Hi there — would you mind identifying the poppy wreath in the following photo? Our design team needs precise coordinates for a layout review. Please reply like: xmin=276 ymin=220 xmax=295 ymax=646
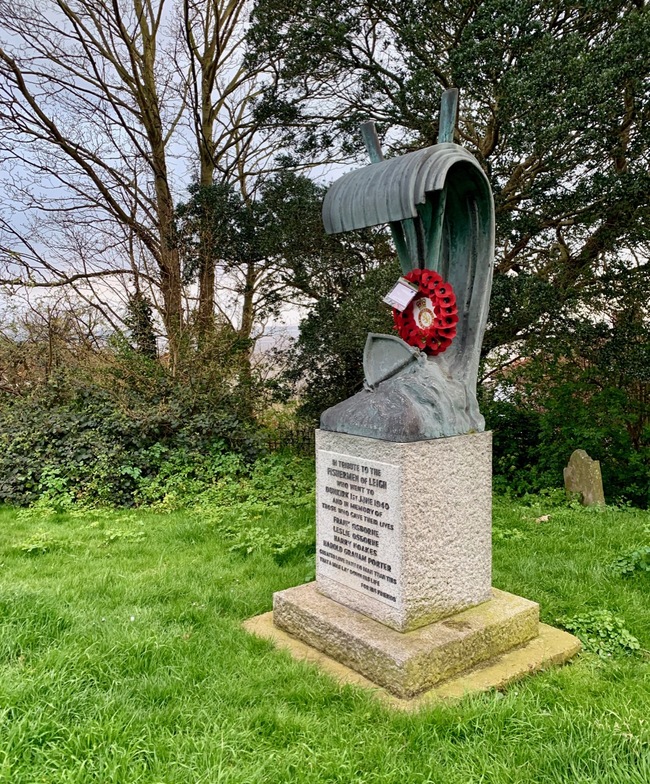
xmin=392 ymin=268 xmax=459 ymax=356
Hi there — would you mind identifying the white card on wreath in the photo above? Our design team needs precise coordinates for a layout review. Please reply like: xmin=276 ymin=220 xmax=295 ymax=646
xmin=383 ymin=277 xmax=419 ymax=311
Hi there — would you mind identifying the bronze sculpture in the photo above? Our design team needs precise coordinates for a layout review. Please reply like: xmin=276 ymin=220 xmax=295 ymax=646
xmin=320 ymin=89 xmax=495 ymax=442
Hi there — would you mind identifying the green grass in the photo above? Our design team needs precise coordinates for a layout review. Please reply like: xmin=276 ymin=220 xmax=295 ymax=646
xmin=0 ymin=492 xmax=649 ymax=783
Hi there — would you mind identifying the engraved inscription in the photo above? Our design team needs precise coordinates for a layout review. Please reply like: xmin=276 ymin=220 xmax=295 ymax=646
xmin=316 ymin=450 xmax=401 ymax=608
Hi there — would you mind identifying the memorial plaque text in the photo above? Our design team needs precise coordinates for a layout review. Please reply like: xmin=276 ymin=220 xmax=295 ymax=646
xmin=316 ymin=450 xmax=401 ymax=608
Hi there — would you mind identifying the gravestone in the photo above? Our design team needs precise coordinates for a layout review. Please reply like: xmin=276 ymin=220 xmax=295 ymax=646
xmin=564 ymin=449 xmax=606 ymax=506
xmin=245 ymin=90 xmax=581 ymax=703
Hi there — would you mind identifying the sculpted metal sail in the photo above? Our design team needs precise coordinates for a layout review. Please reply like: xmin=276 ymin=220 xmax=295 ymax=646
xmin=319 ymin=89 xmax=495 ymax=442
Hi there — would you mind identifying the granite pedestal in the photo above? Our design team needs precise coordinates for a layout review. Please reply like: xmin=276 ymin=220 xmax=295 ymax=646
xmin=245 ymin=429 xmax=581 ymax=704
xmin=315 ymin=429 xmax=492 ymax=632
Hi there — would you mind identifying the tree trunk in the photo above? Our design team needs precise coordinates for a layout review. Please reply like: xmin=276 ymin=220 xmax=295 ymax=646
xmin=239 ymin=261 xmax=257 ymax=343
xmin=197 ymin=147 xmax=216 ymax=337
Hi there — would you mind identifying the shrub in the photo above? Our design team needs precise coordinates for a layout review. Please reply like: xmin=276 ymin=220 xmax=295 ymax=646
xmin=0 ymin=345 xmax=265 ymax=507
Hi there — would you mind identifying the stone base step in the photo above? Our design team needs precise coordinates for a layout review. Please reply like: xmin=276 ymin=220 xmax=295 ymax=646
xmin=245 ymin=582 xmax=578 ymax=700
xmin=244 ymin=603 xmax=581 ymax=710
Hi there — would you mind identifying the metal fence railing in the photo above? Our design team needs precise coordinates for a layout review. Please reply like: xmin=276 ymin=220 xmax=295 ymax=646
xmin=265 ymin=427 xmax=315 ymax=456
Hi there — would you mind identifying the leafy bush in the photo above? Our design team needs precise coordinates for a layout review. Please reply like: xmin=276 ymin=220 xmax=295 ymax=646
xmin=0 ymin=344 xmax=265 ymax=507
xmin=481 ymin=294 xmax=649 ymax=508
xmin=16 ymin=532 xmax=68 ymax=556
xmin=610 ymin=546 xmax=650 ymax=576
xmin=224 ymin=524 xmax=314 ymax=562
xmin=493 ymin=527 xmax=527 ymax=542
xmin=481 ymin=361 xmax=649 ymax=508
xmin=137 ymin=451 xmax=314 ymax=511
xmin=134 ymin=447 xmax=248 ymax=508
xmin=481 ymin=398 xmax=547 ymax=496
xmin=482 ymin=389 xmax=649 ymax=508
xmin=557 ymin=610 xmax=640 ymax=657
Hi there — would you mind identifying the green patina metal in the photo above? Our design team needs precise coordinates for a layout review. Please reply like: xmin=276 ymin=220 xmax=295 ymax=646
xmin=320 ymin=89 xmax=496 ymax=442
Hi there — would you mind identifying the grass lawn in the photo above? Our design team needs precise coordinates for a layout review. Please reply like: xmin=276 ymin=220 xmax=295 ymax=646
xmin=0 ymin=483 xmax=649 ymax=783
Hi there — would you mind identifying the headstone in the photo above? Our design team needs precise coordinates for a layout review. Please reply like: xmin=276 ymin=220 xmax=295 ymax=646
xmin=564 ymin=449 xmax=606 ymax=506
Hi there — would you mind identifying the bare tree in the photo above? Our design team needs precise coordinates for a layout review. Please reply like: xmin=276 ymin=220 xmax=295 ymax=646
xmin=0 ymin=0 xmax=282 ymax=369
xmin=180 ymin=0 xmax=288 ymax=335
xmin=0 ymin=288 xmax=109 ymax=392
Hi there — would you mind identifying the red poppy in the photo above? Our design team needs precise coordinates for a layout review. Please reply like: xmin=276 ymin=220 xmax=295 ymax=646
xmin=392 ymin=268 xmax=458 ymax=356
xmin=439 ymin=292 xmax=456 ymax=307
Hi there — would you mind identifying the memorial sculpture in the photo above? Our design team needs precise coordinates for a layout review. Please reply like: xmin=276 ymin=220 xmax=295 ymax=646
xmin=245 ymin=90 xmax=580 ymax=704
xmin=321 ymin=89 xmax=494 ymax=442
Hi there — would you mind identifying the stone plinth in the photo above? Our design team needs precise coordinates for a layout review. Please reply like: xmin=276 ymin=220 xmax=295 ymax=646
xmin=315 ymin=429 xmax=492 ymax=632
xmin=273 ymin=583 xmax=539 ymax=698
xmin=243 ymin=428 xmax=581 ymax=705
xmin=244 ymin=608 xmax=582 ymax=709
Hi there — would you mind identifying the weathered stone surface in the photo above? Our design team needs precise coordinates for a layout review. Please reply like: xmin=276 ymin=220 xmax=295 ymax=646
xmin=564 ymin=449 xmax=606 ymax=506
xmin=243 ymin=611 xmax=581 ymax=710
xmin=316 ymin=429 xmax=492 ymax=631
xmin=272 ymin=582 xmax=539 ymax=698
